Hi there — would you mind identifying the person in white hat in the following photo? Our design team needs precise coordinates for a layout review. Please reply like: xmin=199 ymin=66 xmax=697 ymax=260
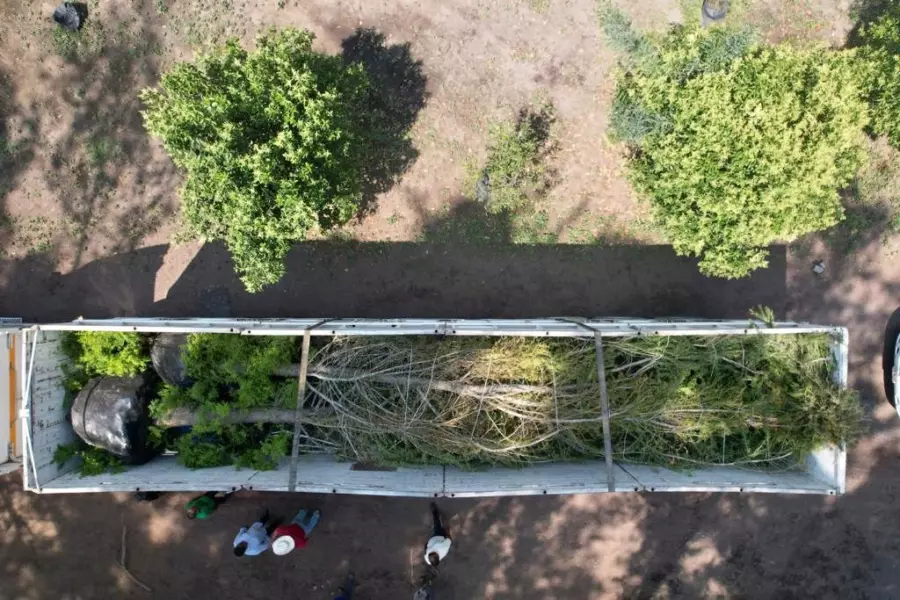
xmin=424 ymin=502 xmax=451 ymax=567
xmin=271 ymin=508 xmax=321 ymax=556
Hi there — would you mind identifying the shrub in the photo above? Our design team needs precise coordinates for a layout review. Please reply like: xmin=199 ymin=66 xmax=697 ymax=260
xmin=53 ymin=441 xmax=124 ymax=477
xmin=855 ymin=5 xmax=900 ymax=147
xmin=179 ymin=334 xmax=297 ymax=410
xmin=142 ymin=28 xmax=370 ymax=291
xmin=150 ymin=334 xmax=298 ymax=470
xmin=62 ymin=331 xmax=149 ymax=378
xmin=601 ymin=10 xmax=868 ymax=278
xmin=472 ymin=105 xmax=556 ymax=215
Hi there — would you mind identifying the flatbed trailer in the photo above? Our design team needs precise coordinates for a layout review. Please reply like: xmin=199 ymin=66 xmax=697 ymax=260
xmin=13 ymin=317 xmax=848 ymax=496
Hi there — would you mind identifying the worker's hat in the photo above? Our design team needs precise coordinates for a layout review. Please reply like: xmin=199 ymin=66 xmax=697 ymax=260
xmin=271 ymin=535 xmax=296 ymax=556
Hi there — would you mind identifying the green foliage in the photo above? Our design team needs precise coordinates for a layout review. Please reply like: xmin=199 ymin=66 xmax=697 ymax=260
xmin=606 ymin=18 xmax=758 ymax=145
xmin=597 ymin=1 xmax=657 ymax=67
xmin=59 ymin=331 xmax=149 ymax=405
xmin=174 ymin=421 xmax=291 ymax=470
xmin=73 ymin=332 xmax=149 ymax=377
xmin=180 ymin=334 xmax=297 ymax=410
xmin=53 ymin=441 xmax=123 ymax=477
xmin=601 ymin=10 xmax=869 ymax=278
xmin=855 ymin=5 xmax=900 ymax=147
xmin=141 ymin=28 xmax=371 ymax=292
xmin=473 ymin=105 xmax=556 ymax=215
xmin=175 ymin=434 xmax=231 ymax=468
xmin=749 ymin=305 xmax=776 ymax=327
xmin=152 ymin=334 xmax=298 ymax=470
xmin=235 ymin=430 xmax=291 ymax=470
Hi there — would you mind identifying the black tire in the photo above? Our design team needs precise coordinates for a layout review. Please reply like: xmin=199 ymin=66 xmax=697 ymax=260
xmin=882 ymin=308 xmax=900 ymax=408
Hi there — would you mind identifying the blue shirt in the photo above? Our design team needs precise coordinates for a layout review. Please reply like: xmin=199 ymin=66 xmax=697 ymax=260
xmin=233 ymin=522 xmax=270 ymax=556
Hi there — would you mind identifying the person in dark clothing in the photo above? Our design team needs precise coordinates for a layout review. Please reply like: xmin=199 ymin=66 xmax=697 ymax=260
xmin=133 ymin=491 xmax=162 ymax=502
xmin=333 ymin=572 xmax=356 ymax=600
xmin=413 ymin=566 xmax=437 ymax=600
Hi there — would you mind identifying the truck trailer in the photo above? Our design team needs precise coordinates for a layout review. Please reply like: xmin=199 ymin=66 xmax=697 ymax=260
xmin=9 ymin=317 xmax=848 ymax=497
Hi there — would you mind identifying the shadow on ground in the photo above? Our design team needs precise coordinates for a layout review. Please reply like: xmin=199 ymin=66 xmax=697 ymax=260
xmin=0 ymin=235 xmax=787 ymax=323
xmin=4 ymin=214 xmax=900 ymax=597
xmin=44 ymin=0 xmax=177 ymax=266
xmin=341 ymin=27 xmax=427 ymax=219
xmin=5 ymin=8 xmax=900 ymax=598
xmin=0 ymin=66 xmax=38 ymax=210
xmin=847 ymin=0 xmax=897 ymax=48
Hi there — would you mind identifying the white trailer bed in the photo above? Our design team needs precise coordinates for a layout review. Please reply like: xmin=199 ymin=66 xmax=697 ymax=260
xmin=17 ymin=318 xmax=848 ymax=496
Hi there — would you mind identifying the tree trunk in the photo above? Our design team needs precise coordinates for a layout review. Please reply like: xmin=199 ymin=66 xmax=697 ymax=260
xmin=275 ymin=364 xmax=582 ymax=397
xmin=159 ymin=407 xmax=306 ymax=428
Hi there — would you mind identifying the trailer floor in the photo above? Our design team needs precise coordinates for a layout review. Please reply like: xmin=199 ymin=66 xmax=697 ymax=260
xmin=0 ymin=233 xmax=899 ymax=599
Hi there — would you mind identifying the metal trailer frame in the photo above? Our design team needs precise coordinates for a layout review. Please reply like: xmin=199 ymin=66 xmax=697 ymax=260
xmin=20 ymin=318 xmax=848 ymax=497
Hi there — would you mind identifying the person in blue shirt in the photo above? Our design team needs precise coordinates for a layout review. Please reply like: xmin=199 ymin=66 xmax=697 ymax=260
xmin=233 ymin=509 xmax=275 ymax=557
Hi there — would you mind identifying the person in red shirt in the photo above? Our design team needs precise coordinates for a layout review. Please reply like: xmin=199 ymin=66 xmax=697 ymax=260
xmin=271 ymin=508 xmax=321 ymax=555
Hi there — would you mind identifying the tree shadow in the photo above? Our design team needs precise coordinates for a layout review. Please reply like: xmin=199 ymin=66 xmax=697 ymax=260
xmin=417 ymin=197 xmax=517 ymax=245
xmin=0 ymin=66 xmax=38 ymax=221
xmin=39 ymin=0 xmax=177 ymax=267
xmin=341 ymin=27 xmax=427 ymax=219
xmin=847 ymin=0 xmax=897 ymax=49
xmin=824 ymin=195 xmax=894 ymax=256
xmin=0 ymin=202 xmax=787 ymax=323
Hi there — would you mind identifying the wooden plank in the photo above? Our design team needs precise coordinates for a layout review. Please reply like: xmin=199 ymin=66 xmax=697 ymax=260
xmin=594 ymin=332 xmax=615 ymax=493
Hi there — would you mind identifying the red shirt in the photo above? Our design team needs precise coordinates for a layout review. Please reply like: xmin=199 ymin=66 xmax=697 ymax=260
xmin=272 ymin=523 xmax=308 ymax=549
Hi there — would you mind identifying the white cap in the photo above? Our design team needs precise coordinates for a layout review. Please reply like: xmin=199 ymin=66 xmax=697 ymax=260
xmin=272 ymin=535 xmax=296 ymax=556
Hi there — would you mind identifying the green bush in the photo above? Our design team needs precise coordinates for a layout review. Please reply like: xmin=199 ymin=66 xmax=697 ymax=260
xmin=234 ymin=430 xmax=291 ymax=470
xmin=601 ymin=11 xmax=868 ymax=278
xmin=473 ymin=105 xmax=555 ymax=215
xmin=855 ymin=5 xmax=900 ymax=147
xmin=150 ymin=334 xmax=298 ymax=470
xmin=53 ymin=441 xmax=123 ymax=477
xmin=179 ymin=334 xmax=297 ymax=410
xmin=142 ymin=28 xmax=370 ymax=292
xmin=61 ymin=331 xmax=149 ymax=379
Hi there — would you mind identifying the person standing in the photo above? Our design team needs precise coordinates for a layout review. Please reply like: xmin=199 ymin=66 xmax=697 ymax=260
xmin=424 ymin=502 xmax=451 ymax=567
xmin=185 ymin=491 xmax=231 ymax=520
xmin=233 ymin=509 xmax=274 ymax=557
xmin=333 ymin=572 xmax=356 ymax=600
xmin=413 ymin=566 xmax=437 ymax=600
xmin=270 ymin=508 xmax=321 ymax=556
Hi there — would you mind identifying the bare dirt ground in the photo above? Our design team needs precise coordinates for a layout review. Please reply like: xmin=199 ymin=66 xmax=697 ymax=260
xmin=4 ymin=0 xmax=900 ymax=598
xmin=2 ymin=233 xmax=900 ymax=599
xmin=0 ymin=0 xmax=671 ymax=273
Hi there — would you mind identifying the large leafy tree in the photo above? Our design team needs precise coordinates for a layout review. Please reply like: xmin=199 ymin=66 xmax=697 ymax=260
xmin=601 ymin=8 xmax=869 ymax=278
xmin=142 ymin=28 xmax=369 ymax=291
xmin=854 ymin=3 xmax=900 ymax=148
